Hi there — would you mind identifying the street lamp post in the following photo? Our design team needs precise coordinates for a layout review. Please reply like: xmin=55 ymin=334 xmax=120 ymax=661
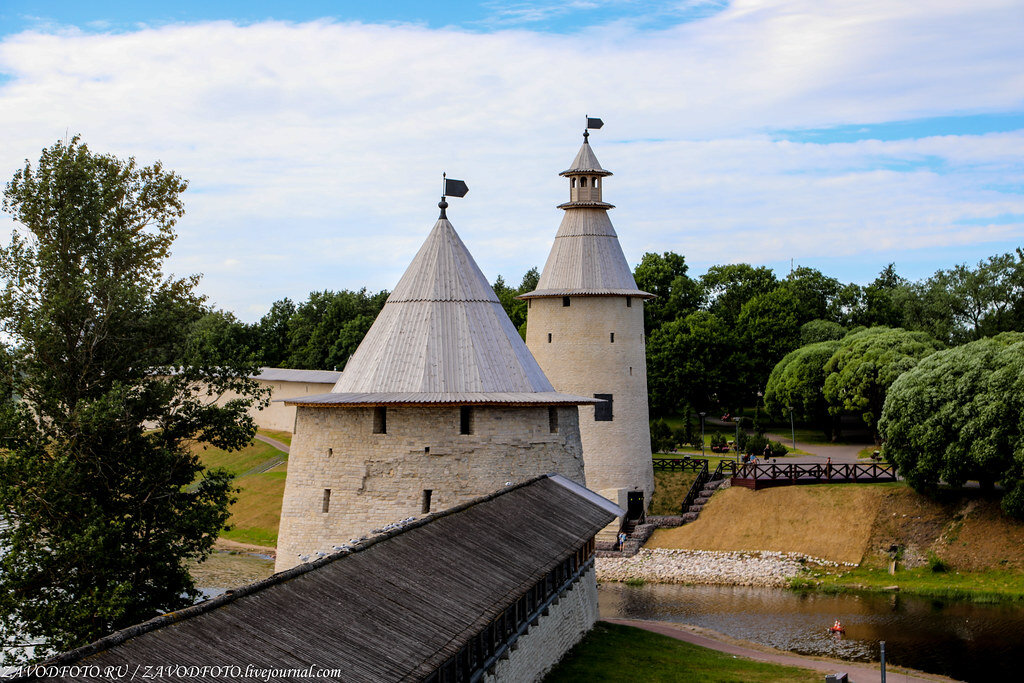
xmin=787 ymin=405 xmax=796 ymax=450
xmin=699 ymin=412 xmax=706 ymax=457
xmin=734 ymin=417 xmax=741 ymax=463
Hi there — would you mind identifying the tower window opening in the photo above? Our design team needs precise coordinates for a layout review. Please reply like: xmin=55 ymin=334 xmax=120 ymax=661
xmin=594 ymin=394 xmax=613 ymax=421
xmin=425 ymin=446 xmax=430 ymax=454
xmin=422 ymin=489 xmax=433 ymax=514
xmin=580 ymin=177 xmax=587 ymax=187
xmin=610 ymin=332 xmax=615 ymax=343
xmin=571 ymin=178 xmax=576 ymax=187
xmin=327 ymin=447 xmax=333 ymax=457
xmin=594 ymin=177 xmax=599 ymax=188
xmin=626 ymin=296 xmax=632 ymax=307
xmin=630 ymin=366 xmax=633 ymax=376
xmin=321 ymin=489 xmax=331 ymax=513
xmin=460 ymin=406 xmax=474 ymax=434
xmin=548 ymin=406 xmax=559 ymax=434
xmin=372 ymin=406 xmax=387 ymax=434
xmin=562 ymin=296 xmax=570 ymax=307
xmin=547 ymin=333 xmax=552 ymax=343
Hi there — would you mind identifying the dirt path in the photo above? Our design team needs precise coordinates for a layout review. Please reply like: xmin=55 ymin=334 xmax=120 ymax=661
xmin=604 ymin=619 xmax=958 ymax=683
xmin=254 ymin=433 xmax=290 ymax=454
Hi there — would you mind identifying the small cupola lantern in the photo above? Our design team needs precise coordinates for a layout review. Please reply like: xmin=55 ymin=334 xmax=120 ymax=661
xmin=560 ymin=118 xmax=614 ymax=207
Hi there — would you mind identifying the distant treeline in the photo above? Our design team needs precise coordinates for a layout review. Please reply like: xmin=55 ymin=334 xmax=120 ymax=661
xmin=173 ymin=249 xmax=1023 ymax=415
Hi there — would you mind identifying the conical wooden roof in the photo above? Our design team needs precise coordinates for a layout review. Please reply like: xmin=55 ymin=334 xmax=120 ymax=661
xmin=288 ymin=216 xmax=596 ymax=406
xmin=521 ymin=142 xmax=652 ymax=300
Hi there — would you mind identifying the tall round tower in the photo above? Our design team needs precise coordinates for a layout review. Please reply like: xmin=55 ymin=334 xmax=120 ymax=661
xmin=275 ymin=199 xmax=596 ymax=572
xmin=520 ymin=128 xmax=655 ymax=521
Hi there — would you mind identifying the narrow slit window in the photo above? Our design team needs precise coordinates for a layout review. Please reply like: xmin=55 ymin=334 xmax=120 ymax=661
xmin=460 ymin=406 xmax=474 ymax=435
xmin=321 ymin=489 xmax=331 ymax=513
xmin=594 ymin=177 xmax=599 ymax=188
xmin=548 ymin=407 xmax=559 ymax=434
xmin=327 ymin=447 xmax=333 ymax=457
xmin=373 ymin=406 xmax=387 ymax=434
xmin=422 ymin=489 xmax=433 ymax=514
xmin=626 ymin=296 xmax=632 ymax=307
xmin=594 ymin=394 xmax=613 ymax=421
xmin=562 ymin=296 xmax=570 ymax=307
xmin=610 ymin=332 xmax=615 ymax=343
xmin=547 ymin=333 xmax=552 ymax=343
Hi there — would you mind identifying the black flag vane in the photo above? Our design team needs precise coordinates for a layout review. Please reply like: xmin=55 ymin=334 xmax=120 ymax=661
xmin=584 ymin=115 xmax=603 ymax=142
xmin=439 ymin=172 xmax=468 ymax=219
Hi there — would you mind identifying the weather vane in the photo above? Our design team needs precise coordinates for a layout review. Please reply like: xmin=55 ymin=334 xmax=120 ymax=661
xmin=584 ymin=115 xmax=603 ymax=142
xmin=438 ymin=172 xmax=468 ymax=219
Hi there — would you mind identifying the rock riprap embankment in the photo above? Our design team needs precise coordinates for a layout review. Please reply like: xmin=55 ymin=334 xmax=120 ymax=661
xmin=596 ymin=548 xmax=815 ymax=587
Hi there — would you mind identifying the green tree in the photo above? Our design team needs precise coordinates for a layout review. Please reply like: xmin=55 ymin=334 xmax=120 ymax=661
xmin=823 ymin=327 xmax=943 ymax=442
xmin=700 ymin=263 xmax=777 ymax=323
xmin=256 ymin=298 xmax=296 ymax=366
xmin=0 ymin=138 xmax=265 ymax=660
xmin=926 ymin=251 xmax=1024 ymax=342
xmin=736 ymin=287 xmax=802 ymax=394
xmin=646 ymin=311 xmax=740 ymax=416
xmin=780 ymin=266 xmax=842 ymax=326
xmin=763 ymin=340 xmax=842 ymax=440
xmin=284 ymin=289 xmax=388 ymax=369
xmin=879 ymin=333 xmax=1024 ymax=514
xmin=633 ymin=251 xmax=701 ymax=333
xmin=799 ymin=319 xmax=846 ymax=345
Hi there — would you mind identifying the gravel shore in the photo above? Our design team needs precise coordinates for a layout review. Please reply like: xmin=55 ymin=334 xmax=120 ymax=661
xmin=596 ymin=548 xmax=850 ymax=587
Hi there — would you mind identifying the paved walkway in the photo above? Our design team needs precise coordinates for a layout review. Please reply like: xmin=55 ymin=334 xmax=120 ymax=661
xmin=605 ymin=618 xmax=958 ymax=682
xmin=254 ymin=433 xmax=290 ymax=454
xmin=763 ymin=432 xmax=870 ymax=463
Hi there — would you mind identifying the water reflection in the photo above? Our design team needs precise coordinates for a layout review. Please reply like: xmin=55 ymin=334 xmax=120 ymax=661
xmin=191 ymin=550 xmax=275 ymax=600
xmin=599 ymin=583 xmax=1024 ymax=682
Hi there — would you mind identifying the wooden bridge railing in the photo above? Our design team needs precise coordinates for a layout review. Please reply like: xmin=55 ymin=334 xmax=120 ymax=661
xmin=652 ymin=457 xmax=707 ymax=473
xmin=732 ymin=462 xmax=897 ymax=489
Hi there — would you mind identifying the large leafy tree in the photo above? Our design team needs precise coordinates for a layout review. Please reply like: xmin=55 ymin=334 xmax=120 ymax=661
xmin=633 ymin=251 xmax=701 ymax=334
xmin=764 ymin=340 xmax=842 ymax=441
xmin=282 ymin=288 xmax=388 ymax=370
xmin=700 ymin=263 xmax=778 ymax=323
xmin=823 ymin=326 xmax=943 ymax=442
xmin=735 ymin=287 xmax=802 ymax=393
xmin=880 ymin=333 xmax=1024 ymax=514
xmin=780 ymin=266 xmax=843 ymax=326
xmin=0 ymin=138 xmax=265 ymax=660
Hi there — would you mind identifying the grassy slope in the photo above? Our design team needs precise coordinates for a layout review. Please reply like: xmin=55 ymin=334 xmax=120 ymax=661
xmin=195 ymin=432 xmax=289 ymax=548
xmin=649 ymin=480 xmax=1024 ymax=599
xmin=545 ymin=622 xmax=820 ymax=683
xmin=648 ymin=484 xmax=883 ymax=564
xmin=651 ymin=470 xmax=699 ymax=515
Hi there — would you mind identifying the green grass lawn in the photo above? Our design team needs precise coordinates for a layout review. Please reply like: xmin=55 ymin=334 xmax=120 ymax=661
xmin=545 ymin=622 xmax=821 ymax=682
xmin=259 ymin=428 xmax=292 ymax=447
xmin=798 ymin=565 xmax=1024 ymax=603
xmin=195 ymin=436 xmax=290 ymax=548
xmin=651 ymin=470 xmax=700 ymax=515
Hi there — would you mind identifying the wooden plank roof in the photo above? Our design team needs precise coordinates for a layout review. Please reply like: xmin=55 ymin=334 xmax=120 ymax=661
xmin=559 ymin=139 xmax=611 ymax=177
xmin=325 ymin=217 xmax=589 ymax=402
xmin=520 ymin=208 xmax=653 ymax=300
xmin=284 ymin=391 xmax=600 ymax=407
xmin=29 ymin=475 xmax=621 ymax=683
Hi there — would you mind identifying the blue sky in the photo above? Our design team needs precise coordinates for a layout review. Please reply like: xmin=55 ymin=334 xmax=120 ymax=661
xmin=0 ymin=1 xmax=1022 ymax=321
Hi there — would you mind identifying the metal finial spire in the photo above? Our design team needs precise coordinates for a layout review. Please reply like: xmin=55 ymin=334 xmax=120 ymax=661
xmin=437 ymin=172 xmax=468 ymax=219
xmin=438 ymin=197 xmax=449 ymax=219
xmin=583 ymin=129 xmax=590 ymax=143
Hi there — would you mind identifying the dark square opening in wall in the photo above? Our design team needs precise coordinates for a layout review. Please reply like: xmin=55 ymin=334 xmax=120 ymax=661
xmin=594 ymin=394 xmax=613 ymax=421
xmin=562 ymin=296 xmax=570 ymax=307
xmin=548 ymin=406 xmax=559 ymax=433
xmin=460 ymin=406 xmax=474 ymax=434
xmin=626 ymin=296 xmax=632 ymax=307
xmin=321 ymin=488 xmax=331 ymax=513
xmin=422 ymin=489 xmax=433 ymax=514
xmin=372 ymin=406 xmax=387 ymax=434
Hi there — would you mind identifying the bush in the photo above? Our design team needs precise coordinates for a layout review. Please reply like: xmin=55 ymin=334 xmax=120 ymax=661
xmin=927 ymin=551 xmax=949 ymax=573
xmin=769 ymin=441 xmax=789 ymax=458
xmin=650 ymin=419 xmax=674 ymax=453
xmin=745 ymin=434 xmax=768 ymax=455
xmin=710 ymin=432 xmax=728 ymax=451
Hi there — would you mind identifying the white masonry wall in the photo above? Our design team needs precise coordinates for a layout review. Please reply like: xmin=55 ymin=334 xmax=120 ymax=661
xmin=276 ymin=404 xmax=585 ymax=571
xmin=525 ymin=296 xmax=655 ymax=516
xmin=486 ymin=566 xmax=600 ymax=683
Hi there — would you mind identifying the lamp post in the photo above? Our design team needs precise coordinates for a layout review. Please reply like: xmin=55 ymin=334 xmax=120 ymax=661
xmin=755 ymin=390 xmax=763 ymax=431
xmin=787 ymin=405 xmax=796 ymax=450
xmin=734 ymin=416 xmax=741 ymax=463
xmin=699 ymin=411 xmax=706 ymax=457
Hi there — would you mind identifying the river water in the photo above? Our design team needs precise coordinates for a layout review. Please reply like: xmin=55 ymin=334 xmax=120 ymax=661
xmin=599 ymin=582 xmax=1024 ymax=683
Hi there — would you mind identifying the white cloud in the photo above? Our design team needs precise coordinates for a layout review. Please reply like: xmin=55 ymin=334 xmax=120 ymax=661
xmin=0 ymin=0 xmax=1021 ymax=320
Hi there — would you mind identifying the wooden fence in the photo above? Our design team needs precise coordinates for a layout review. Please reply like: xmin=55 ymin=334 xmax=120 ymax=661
xmin=731 ymin=462 xmax=897 ymax=490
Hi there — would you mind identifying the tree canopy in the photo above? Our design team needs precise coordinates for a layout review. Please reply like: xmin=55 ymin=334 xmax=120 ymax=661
xmin=880 ymin=333 xmax=1024 ymax=517
xmin=823 ymin=327 xmax=944 ymax=441
xmin=0 ymin=138 xmax=264 ymax=660
xmin=763 ymin=339 xmax=842 ymax=440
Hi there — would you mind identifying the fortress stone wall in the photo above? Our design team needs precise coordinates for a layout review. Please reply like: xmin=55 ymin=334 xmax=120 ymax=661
xmin=276 ymin=404 xmax=584 ymax=571
xmin=525 ymin=295 xmax=654 ymax=509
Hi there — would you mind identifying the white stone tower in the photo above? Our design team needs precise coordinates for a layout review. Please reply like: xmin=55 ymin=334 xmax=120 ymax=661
xmin=276 ymin=199 xmax=596 ymax=572
xmin=520 ymin=128 xmax=655 ymax=520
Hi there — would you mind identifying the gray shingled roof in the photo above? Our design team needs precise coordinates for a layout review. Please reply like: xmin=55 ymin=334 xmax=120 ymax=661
xmin=29 ymin=475 xmax=621 ymax=683
xmin=519 ymin=207 xmax=653 ymax=300
xmin=253 ymin=368 xmax=342 ymax=384
xmin=559 ymin=139 xmax=611 ymax=177
xmin=318 ymin=217 xmax=592 ymax=404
